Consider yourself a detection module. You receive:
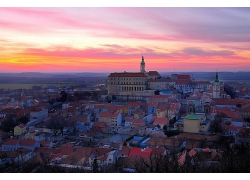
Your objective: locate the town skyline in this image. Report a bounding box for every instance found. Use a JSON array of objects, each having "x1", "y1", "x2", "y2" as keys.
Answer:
[{"x1": 1, "y1": 7, "x2": 250, "y2": 73}]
